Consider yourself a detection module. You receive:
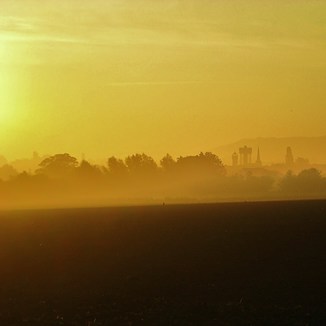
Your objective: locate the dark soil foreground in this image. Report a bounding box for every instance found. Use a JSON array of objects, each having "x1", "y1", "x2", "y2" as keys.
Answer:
[{"x1": 0, "y1": 200, "x2": 325, "y2": 325}]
